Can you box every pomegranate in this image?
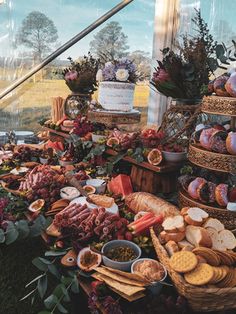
[225,72,236,97]
[213,74,230,97]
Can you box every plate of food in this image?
[70,195,119,215]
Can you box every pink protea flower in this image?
[65,70,78,81]
[153,68,170,82]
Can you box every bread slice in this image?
[162,215,185,233]
[218,229,236,250]
[203,218,224,232]
[184,207,209,226]
[206,227,226,251]
[164,240,179,257]
[160,230,185,243]
[180,207,189,216]
[178,240,194,250]
[185,225,212,248]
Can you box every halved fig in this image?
[28,199,45,212]
[46,223,61,237]
[77,247,102,272]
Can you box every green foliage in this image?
[90,21,129,63]
[151,9,236,99]
[22,254,79,314]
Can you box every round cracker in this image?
[192,247,220,266]
[184,263,214,286]
[170,251,198,273]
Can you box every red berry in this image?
[117,235,125,240]
[125,231,133,241]
[229,188,236,202]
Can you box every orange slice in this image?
[106,137,120,147]
[147,149,162,166]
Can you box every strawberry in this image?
[125,231,133,241]
[117,235,125,240]
[229,188,236,202]
[91,280,107,296]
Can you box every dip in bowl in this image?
[102,240,141,272]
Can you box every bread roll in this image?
[160,230,185,243]
[125,192,179,218]
[203,218,224,232]
[162,215,185,232]
[165,241,179,257]
[178,240,194,250]
[184,207,209,227]
[185,225,212,248]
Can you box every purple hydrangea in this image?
[102,62,116,81]
[100,58,137,83]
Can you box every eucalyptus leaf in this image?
[71,277,79,294]
[44,294,58,309]
[45,250,67,257]
[215,44,225,58]
[15,220,30,239]
[0,229,5,243]
[57,303,68,314]
[61,276,73,286]
[5,221,19,245]
[32,257,48,272]
[48,264,61,279]
[38,257,52,265]
[53,283,65,298]
[37,275,48,299]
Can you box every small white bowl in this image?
[86,178,106,194]
[92,133,107,143]
[59,160,74,167]
[60,186,80,200]
[227,202,236,211]
[162,151,187,163]
[131,258,167,295]
[39,157,49,164]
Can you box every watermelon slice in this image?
[107,174,133,197]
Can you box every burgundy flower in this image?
[65,70,78,81]
[153,68,170,82]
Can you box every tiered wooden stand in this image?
[106,148,182,194]
[87,109,141,128]
[179,96,236,230]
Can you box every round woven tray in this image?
[179,189,236,230]
[87,110,141,127]
[188,143,236,173]
[201,95,236,116]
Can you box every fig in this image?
[77,247,102,272]
[28,199,45,213]
[225,72,236,97]
[213,74,230,96]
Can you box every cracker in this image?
[184,263,214,286]
[217,268,235,288]
[214,250,234,266]
[109,286,145,302]
[192,247,220,266]
[102,266,150,284]
[94,267,148,287]
[92,273,145,296]
[169,251,198,273]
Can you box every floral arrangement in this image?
[96,58,137,84]
[61,52,100,94]
[150,9,233,99]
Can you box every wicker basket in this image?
[150,228,236,312]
